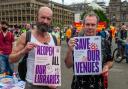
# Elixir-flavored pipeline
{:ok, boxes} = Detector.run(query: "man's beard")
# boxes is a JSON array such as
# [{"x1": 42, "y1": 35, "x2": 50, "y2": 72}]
[{"x1": 36, "y1": 22, "x2": 49, "y2": 32}]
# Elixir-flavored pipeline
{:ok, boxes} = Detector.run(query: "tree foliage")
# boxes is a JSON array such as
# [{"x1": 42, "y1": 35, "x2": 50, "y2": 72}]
[
  {"x1": 81, "y1": 9, "x2": 109, "y2": 24},
  {"x1": 93, "y1": 9, "x2": 109, "y2": 23}
]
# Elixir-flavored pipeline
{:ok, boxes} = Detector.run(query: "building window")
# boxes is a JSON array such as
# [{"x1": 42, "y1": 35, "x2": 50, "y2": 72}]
[
  {"x1": 23, "y1": 17, "x2": 26, "y2": 21},
  {"x1": 14, "y1": 17, "x2": 17, "y2": 22},
  {"x1": 31, "y1": 10, "x2": 34, "y2": 14},
  {"x1": 22, "y1": 10, "x2": 25, "y2": 15},
  {"x1": 26, "y1": 3, "x2": 30, "y2": 7},
  {"x1": 2, "y1": 18, "x2": 5, "y2": 21},
  {"x1": 26, "y1": 10, "x2": 30, "y2": 14},
  {"x1": 18, "y1": 17, "x2": 21, "y2": 21},
  {"x1": 2, "y1": 12, "x2": 5, "y2": 16},
  {"x1": 31, "y1": 17, "x2": 34, "y2": 21},
  {"x1": 10, "y1": 17, "x2": 13, "y2": 21},
  {"x1": 121, "y1": 13, "x2": 126, "y2": 21}
]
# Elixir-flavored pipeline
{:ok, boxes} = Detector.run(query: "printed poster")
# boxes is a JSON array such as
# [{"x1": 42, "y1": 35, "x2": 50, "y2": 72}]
[
  {"x1": 74, "y1": 36, "x2": 102, "y2": 75},
  {"x1": 33, "y1": 45, "x2": 61, "y2": 86}
]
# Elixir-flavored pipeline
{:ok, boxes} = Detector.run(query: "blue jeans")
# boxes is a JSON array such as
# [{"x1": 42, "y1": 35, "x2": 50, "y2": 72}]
[
  {"x1": 125, "y1": 44, "x2": 128, "y2": 63},
  {"x1": 0, "y1": 54, "x2": 13, "y2": 75}
]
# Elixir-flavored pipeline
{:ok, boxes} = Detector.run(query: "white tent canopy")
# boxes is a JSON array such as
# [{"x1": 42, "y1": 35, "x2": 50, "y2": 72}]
[{"x1": 88, "y1": 2, "x2": 105, "y2": 11}]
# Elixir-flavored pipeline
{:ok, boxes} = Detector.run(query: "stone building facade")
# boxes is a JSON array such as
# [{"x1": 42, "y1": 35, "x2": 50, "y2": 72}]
[
  {"x1": 107, "y1": 0, "x2": 128, "y2": 26},
  {"x1": 0, "y1": 0, "x2": 74, "y2": 26}
]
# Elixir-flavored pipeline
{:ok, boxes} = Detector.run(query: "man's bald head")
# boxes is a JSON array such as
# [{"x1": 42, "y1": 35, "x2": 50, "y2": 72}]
[
  {"x1": 36, "y1": 7, "x2": 53, "y2": 32},
  {"x1": 37, "y1": 6, "x2": 53, "y2": 26},
  {"x1": 38, "y1": 7, "x2": 53, "y2": 16}
]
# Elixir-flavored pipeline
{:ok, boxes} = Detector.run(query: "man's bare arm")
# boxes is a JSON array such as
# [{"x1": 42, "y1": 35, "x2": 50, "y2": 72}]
[
  {"x1": 102, "y1": 59, "x2": 113, "y2": 74},
  {"x1": 65, "y1": 47, "x2": 73, "y2": 68},
  {"x1": 65, "y1": 38, "x2": 76, "y2": 68},
  {"x1": 9, "y1": 31, "x2": 37, "y2": 63},
  {"x1": 104, "y1": 60, "x2": 113, "y2": 69},
  {"x1": 9, "y1": 33, "x2": 26, "y2": 63}
]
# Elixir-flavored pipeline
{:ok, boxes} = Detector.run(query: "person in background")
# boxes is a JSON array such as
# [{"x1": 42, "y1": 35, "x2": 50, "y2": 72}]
[
  {"x1": 0, "y1": 21, "x2": 14, "y2": 75},
  {"x1": 116, "y1": 24, "x2": 128, "y2": 62},
  {"x1": 125, "y1": 25, "x2": 128, "y2": 63},
  {"x1": 125, "y1": 37, "x2": 128, "y2": 63},
  {"x1": 26, "y1": 23, "x2": 31, "y2": 31},
  {"x1": 66, "y1": 26, "x2": 72, "y2": 45},
  {"x1": 20, "y1": 23, "x2": 31, "y2": 34},
  {"x1": 14, "y1": 25, "x2": 20, "y2": 37},
  {"x1": 52, "y1": 27, "x2": 60, "y2": 39},
  {"x1": 52, "y1": 26, "x2": 61, "y2": 44}
]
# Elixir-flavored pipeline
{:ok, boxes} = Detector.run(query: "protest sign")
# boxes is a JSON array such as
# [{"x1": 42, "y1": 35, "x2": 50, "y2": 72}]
[
  {"x1": 74, "y1": 36, "x2": 102, "y2": 75},
  {"x1": 33, "y1": 45, "x2": 61, "y2": 86}
]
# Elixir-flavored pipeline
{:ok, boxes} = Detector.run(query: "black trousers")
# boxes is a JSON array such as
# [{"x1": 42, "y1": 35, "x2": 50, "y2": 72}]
[{"x1": 25, "y1": 81, "x2": 51, "y2": 89}]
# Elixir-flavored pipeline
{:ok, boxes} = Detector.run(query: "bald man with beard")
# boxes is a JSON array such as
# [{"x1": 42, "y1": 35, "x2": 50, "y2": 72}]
[{"x1": 9, "y1": 7, "x2": 58, "y2": 89}]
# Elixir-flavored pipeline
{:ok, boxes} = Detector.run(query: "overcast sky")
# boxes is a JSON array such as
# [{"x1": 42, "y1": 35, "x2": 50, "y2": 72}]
[
  {"x1": 52, "y1": 0, "x2": 109, "y2": 5},
  {"x1": 52, "y1": 0, "x2": 126, "y2": 5}
]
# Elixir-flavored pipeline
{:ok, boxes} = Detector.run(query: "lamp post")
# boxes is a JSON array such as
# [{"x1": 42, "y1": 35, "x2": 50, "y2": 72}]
[
  {"x1": 62, "y1": 0, "x2": 64, "y2": 28},
  {"x1": 50, "y1": 0, "x2": 52, "y2": 8},
  {"x1": 111, "y1": 15, "x2": 116, "y2": 26}
]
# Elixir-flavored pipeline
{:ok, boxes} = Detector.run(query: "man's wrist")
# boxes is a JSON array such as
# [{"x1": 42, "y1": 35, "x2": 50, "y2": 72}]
[
  {"x1": 19, "y1": 49, "x2": 25, "y2": 56},
  {"x1": 104, "y1": 64, "x2": 109, "y2": 69},
  {"x1": 68, "y1": 47, "x2": 73, "y2": 52}
]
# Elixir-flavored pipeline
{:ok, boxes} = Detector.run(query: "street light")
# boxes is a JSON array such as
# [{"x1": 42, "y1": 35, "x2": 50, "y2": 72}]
[
  {"x1": 50, "y1": 0, "x2": 52, "y2": 8},
  {"x1": 62, "y1": 0, "x2": 64, "y2": 28},
  {"x1": 111, "y1": 15, "x2": 116, "y2": 26}
]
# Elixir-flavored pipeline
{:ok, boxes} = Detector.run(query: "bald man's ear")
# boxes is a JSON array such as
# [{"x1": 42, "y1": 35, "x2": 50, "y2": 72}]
[
  {"x1": 36, "y1": 12, "x2": 38, "y2": 21},
  {"x1": 36, "y1": 16, "x2": 38, "y2": 21}
]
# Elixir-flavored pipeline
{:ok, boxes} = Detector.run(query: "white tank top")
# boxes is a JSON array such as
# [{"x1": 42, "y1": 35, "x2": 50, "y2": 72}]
[{"x1": 26, "y1": 33, "x2": 55, "y2": 83}]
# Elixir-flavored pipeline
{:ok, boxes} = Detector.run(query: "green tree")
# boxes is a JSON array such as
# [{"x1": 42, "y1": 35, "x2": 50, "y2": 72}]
[
  {"x1": 80, "y1": 6, "x2": 93, "y2": 20},
  {"x1": 52, "y1": 21, "x2": 63, "y2": 29},
  {"x1": 93, "y1": 9, "x2": 109, "y2": 24},
  {"x1": 81, "y1": 9, "x2": 109, "y2": 24}
]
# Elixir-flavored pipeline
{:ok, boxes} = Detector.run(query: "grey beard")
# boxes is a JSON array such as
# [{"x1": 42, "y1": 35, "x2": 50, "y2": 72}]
[
  {"x1": 36, "y1": 23, "x2": 49, "y2": 33},
  {"x1": 37, "y1": 27, "x2": 48, "y2": 32}
]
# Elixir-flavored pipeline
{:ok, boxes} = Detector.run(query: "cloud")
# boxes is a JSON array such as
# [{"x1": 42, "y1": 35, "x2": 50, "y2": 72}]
[
  {"x1": 52, "y1": 0, "x2": 126, "y2": 5},
  {"x1": 52, "y1": 0, "x2": 109, "y2": 5}
]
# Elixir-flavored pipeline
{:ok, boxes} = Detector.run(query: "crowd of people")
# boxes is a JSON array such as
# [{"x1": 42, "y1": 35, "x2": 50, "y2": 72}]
[{"x1": 0, "y1": 6, "x2": 128, "y2": 89}]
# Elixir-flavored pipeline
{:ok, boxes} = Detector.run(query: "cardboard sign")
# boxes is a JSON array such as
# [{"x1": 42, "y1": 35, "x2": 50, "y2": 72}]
[
  {"x1": 33, "y1": 45, "x2": 61, "y2": 86},
  {"x1": 74, "y1": 36, "x2": 102, "y2": 75}
]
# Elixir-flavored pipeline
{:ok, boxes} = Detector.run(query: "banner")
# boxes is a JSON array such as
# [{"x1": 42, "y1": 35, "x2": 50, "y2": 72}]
[
  {"x1": 97, "y1": 21, "x2": 107, "y2": 32},
  {"x1": 73, "y1": 22, "x2": 83, "y2": 32},
  {"x1": 33, "y1": 45, "x2": 61, "y2": 86},
  {"x1": 74, "y1": 36, "x2": 102, "y2": 75}
]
